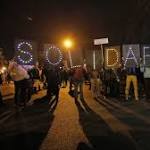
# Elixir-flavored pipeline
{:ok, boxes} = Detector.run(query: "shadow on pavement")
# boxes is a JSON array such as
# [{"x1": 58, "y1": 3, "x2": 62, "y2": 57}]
[
  {"x1": 130, "y1": 130, "x2": 150, "y2": 150},
  {"x1": 95, "y1": 98, "x2": 150, "y2": 150},
  {"x1": 0, "y1": 96, "x2": 56, "y2": 150},
  {"x1": 75, "y1": 98, "x2": 137, "y2": 150},
  {"x1": 77, "y1": 142, "x2": 93, "y2": 150}
]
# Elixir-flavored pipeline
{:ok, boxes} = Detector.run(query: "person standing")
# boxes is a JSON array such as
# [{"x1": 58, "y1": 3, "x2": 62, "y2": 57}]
[
  {"x1": 140, "y1": 66, "x2": 150, "y2": 101},
  {"x1": 125, "y1": 66, "x2": 139, "y2": 101},
  {"x1": 68, "y1": 68, "x2": 75, "y2": 93},
  {"x1": 91, "y1": 69, "x2": 102, "y2": 99},
  {"x1": 61, "y1": 67, "x2": 68, "y2": 88},
  {"x1": 43, "y1": 67, "x2": 61, "y2": 101},
  {"x1": 8, "y1": 60, "x2": 30, "y2": 107},
  {"x1": 109, "y1": 68, "x2": 120, "y2": 98},
  {"x1": 73, "y1": 66, "x2": 85, "y2": 101}
]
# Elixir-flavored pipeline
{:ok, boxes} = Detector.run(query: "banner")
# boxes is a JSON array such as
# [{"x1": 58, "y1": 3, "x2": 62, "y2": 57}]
[
  {"x1": 141, "y1": 45, "x2": 150, "y2": 67},
  {"x1": 15, "y1": 40, "x2": 37, "y2": 65},
  {"x1": 104, "y1": 46, "x2": 121, "y2": 69},
  {"x1": 122, "y1": 44, "x2": 140, "y2": 67},
  {"x1": 44, "y1": 44, "x2": 63, "y2": 66}
]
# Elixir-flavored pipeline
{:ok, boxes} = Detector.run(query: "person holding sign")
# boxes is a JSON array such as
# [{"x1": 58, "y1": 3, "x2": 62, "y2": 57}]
[
  {"x1": 91, "y1": 69, "x2": 102, "y2": 99},
  {"x1": 140, "y1": 58, "x2": 150, "y2": 101},
  {"x1": 140, "y1": 46, "x2": 150, "y2": 100},
  {"x1": 143, "y1": 68, "x2": 150, "y2": 100},
  {"x1": 125, "y1": 65, "x2": 139, "y2": 101},
  {"x1": 122, "y1": 45, "x2": 140, "y2": 101}
]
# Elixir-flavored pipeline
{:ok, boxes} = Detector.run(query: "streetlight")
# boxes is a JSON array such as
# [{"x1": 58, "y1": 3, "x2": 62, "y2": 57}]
[{"x1": 64, "y1": 39, "x2": 73, "y2": 68}]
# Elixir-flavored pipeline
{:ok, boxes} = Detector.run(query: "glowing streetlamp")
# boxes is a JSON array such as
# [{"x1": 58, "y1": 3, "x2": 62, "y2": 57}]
[
  {"x1": 1, "y1": 66, "x2": 6, "y2": 73},
  {"x1": 64, "y1": 39, "x2": 73, "y2": 68}
]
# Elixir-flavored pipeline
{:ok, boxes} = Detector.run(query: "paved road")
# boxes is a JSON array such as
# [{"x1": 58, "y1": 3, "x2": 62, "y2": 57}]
[{"x1": 0, "y1": 84, "x2": 150, "y2": 150}]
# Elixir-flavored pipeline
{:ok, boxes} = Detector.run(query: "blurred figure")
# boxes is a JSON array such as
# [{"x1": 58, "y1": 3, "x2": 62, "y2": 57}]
[
  {"x1": 61, "y1": 66, "x2": 68, "y2": 88},
  {"x1": 85, "y1": 67, "x2": 92, "y2": 90},
  {"x1": 73, "y1": 66, "x2": 86, "y2": 101},
  {"x1": 140, "y1": 63, "x2": 150, "y2": 101},
  {"x1": 28, "y1": 65, "x2": 40, "y2": 93},
  {"x1": 43, "y1": 67, "x2": 61, "y2": 101},
  {"x1": 68, "y1": 68, "x2": 75, "y2": 93},
  {"x1": 143, "y1": 67, "x2": 150, "y2": 100},
  {"x1": 100, "y1": 68, "x2": 111, "y2": 97},
  {"x1": 91, "y1": 69, "x2": 102, "y2": 99},
  {"x1": 109, "y1": 69, "x2": 120, "y2": 98}
]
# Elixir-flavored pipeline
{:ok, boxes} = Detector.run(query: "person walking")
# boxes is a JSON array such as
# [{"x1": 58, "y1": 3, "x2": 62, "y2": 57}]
[{"x1": 91, "y1": 69, "x2": 102, "y2": 99}]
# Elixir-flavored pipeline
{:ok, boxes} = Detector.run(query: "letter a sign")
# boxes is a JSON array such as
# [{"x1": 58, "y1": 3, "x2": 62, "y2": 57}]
[{"x1": 122, "y1": 44, "x2": 140, "y2": 67}]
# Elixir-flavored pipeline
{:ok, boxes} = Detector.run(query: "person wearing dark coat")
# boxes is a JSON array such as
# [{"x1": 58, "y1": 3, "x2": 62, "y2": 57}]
[
  {"x1": 43, "y1": 67, "x2": 61, "y2": 101},
  {"x1": 60, "y1": 67, "x2": 68, "y2": 88}
]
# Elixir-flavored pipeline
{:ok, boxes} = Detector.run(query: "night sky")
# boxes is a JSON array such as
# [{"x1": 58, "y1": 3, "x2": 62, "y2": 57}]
[{"x1": 0, "y1": 0, "x2": 150, "y2": 57}]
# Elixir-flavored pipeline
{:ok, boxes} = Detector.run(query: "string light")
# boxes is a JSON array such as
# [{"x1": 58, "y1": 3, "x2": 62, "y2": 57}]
[
  {"x1": 17, "y1": 41, "x2": 33, "y2": 64},
  {"x1": 46, "y1": 45, "x2": 63, "y2": 66},
  {"x1": 71, "y1": 65, "x2": 81, "y2": 69}
]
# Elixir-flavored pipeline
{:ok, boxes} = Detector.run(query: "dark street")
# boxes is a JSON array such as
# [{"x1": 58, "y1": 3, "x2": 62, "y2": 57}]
[{"x1": 0, "y1": 84, "x2": 150, "y2": 150}]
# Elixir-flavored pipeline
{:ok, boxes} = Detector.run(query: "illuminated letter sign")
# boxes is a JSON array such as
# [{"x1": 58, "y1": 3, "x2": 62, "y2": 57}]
[
  {"x1": 17, "y1": 42, "x2": 33, "y2": 64},
  {"x1": 122, "y1": 44, "x2": 140, "y2": 67},
  {"x1": 105, "y1": 46, "x2": 121, "y2": 68},
  {"x1": 44, "y1": 44, "x2": 63, "y2": 66},
  {"x1": 15, "y1": 40, "x2": 37, "y2": 65},
  {"x1": 142, "y1": 45, "x2": 150, "y2": 67}
]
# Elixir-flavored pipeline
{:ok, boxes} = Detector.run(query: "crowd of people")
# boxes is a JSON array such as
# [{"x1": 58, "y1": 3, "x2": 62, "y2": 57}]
[{"x1": 0, "y1": 59, "x2": 150, "y2": 108}]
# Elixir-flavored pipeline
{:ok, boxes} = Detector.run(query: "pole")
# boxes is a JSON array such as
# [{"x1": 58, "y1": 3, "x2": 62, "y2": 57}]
[
  {"x1": 93, "y1": 50, "x2": 96, "y2": 70},
  {"x1": 68, "y1": 49, "x2": 73, "y2": 68},
  {"x1": 101, "y1": 44, "x2": 104, "y2": 67}
]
